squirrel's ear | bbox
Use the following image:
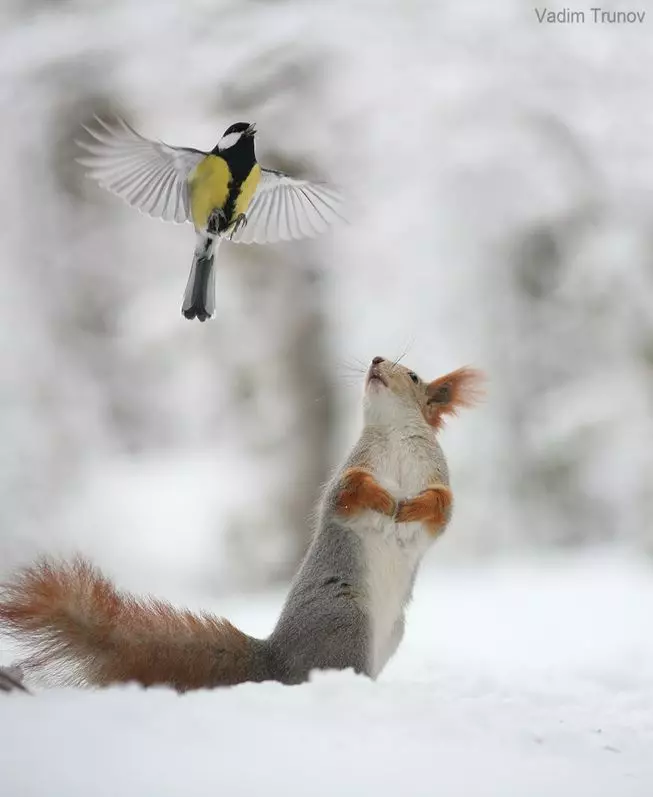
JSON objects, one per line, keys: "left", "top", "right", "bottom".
{"left": 424, "top": 367, "right": 485, "bottom": 429}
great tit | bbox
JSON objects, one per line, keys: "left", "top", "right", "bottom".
{"left": 77, "top": 118, "right": 346, "bottom": 321}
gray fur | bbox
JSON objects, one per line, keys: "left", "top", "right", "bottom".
{"left": 267, "top": 518, "right": 369, "bottom": 683}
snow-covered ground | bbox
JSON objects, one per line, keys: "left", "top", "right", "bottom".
{"left": 2, "top": 553, "right": 652, "bottom": 796}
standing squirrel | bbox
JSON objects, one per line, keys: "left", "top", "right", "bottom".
{"left": 0, "top": 357, "right": 483, "bottom": 691}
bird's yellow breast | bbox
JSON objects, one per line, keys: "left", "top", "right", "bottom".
{"left": 234, "top": 163, "right": 261, "bottom": 217}
{"left": 188, "top": 157, "right": 261, "bottom": 232}
{"left": 188, "top": 155, "right": 231, "bottom": 231}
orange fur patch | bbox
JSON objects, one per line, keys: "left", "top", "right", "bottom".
{"left": 335, "top": 467, "right": 396, "bottom": 517}
{"left": 395, "top": 485, "right": 452, "bottom": 534}
{"left": 424, "top": 367, "right": 486, "bottom": 429}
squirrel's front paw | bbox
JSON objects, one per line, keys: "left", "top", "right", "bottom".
{"left": 335, "top": 468, "right": 396, "bottom": 518}
{"left": 394, "top": 485, "right": 452, "bottom": 533}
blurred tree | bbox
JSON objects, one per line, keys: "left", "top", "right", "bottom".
{"left": 205, "top": 48, "right": 337, "bottom": 586}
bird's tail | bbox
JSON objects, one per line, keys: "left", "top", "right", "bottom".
{"left": 181, "top": 236, "right": 221, "bottom": 322}
{"left": 0, "top": 557, "right": 269, "bottom": 691}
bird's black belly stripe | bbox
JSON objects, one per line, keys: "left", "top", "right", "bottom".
{"left": 210, "top": 133, "right": 257, "bottom": 234}
{"left": 219, "top": 180, "right": 243, "bottom": 232}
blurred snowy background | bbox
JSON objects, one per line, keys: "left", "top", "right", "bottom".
{"left": 1, "top": 0, "right": 652, "bottom": 590}
{"left": 2, "top": 1, "right": 653, "bottom": 794}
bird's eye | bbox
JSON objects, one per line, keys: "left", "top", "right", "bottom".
{"left": 408, "top": 372, "right": 419, "bottom": 384}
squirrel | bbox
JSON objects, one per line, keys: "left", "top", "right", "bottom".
{"left": 0, "top": 356, "right": 483, "bottom": 691}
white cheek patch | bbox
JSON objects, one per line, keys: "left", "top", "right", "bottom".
{"left": 218, "top": 131, "right": 242, "bottom": 151}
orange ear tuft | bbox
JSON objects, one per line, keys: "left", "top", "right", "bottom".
{"left": 424, "top": 367, "right": 485, "bottom": 429}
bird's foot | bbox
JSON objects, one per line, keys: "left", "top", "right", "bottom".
{"left": 206, "top": 208, "right": 228, "bottom": 237}
{"left": 228, "top": 213, "right": 248, "bottom": 239}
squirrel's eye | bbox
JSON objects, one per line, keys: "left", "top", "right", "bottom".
{"left": 408, "top": 372, "right": 419, "bottom": 384}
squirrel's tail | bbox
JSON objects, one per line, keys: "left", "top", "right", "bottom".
{"left": 0, "top": 557, "right": 268, "bottom": 691}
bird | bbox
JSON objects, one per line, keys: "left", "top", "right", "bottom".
{"left": 77, "top": 118, "right": 346, "bottom": 322}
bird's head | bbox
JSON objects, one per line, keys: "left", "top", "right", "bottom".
{"left": 217, "top": 122, "right": 256, "bottom": 152}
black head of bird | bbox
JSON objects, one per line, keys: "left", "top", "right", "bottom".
{"left": 215, "top": 122, "right": 256, "bottom": 153}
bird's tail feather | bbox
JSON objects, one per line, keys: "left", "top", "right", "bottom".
{"left": 182, "top": 237, "right": 221, "bottom": 322}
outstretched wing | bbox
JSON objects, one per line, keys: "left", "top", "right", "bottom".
{"left": 228, "top": 168, "right": 347, "bottom": 244}
{"left": 76, "top": 117, "right": 207, "bottom": 224}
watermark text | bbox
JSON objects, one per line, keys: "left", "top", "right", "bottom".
{"left": 534, "top": 8, "right": 646, "bottom": 24}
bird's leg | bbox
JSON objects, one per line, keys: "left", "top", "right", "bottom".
{"left": 228, "top": 213, "right": 248, "bottom": 239}
{"left": 206, "top": 208, "right": 228, "bottom": 238}
{"left": 0, "top": 665, "right": 29, "bottom": 694}
{"left": 200, "top": 235, "right": 213, "bottom": 257}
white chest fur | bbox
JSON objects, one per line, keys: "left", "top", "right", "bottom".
{"left": 348, "top": 429, "right": 441, "bottom": 676}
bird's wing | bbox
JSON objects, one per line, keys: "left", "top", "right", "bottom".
{"left": 228, "top": 168, "right": 347, "bottom": 244}
{"left": 76, "top": 117, "right": 206, "bottom": 224}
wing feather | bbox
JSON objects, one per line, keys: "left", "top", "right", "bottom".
{"left": 228, "top": 167, "right": 347, "bottom": 244}
{"left": 76, "top": 116, "right": 206, "bottom": 224}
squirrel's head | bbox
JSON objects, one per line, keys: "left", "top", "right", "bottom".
{"left": 363, "top": 356, "right": 485, "bottom": 430}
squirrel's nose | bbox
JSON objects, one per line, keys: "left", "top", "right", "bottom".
{"left": 371, "top": 356, "right": 384, "bottom": 365}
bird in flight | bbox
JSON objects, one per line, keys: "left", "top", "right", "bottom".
{"left": 77, "top": 118, "right": 346, "bottom": 321}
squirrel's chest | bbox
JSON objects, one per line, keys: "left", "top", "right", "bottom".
{"left": 372, "top": 437, "right": 440, "bottom": 496}
{"left": 356, "top": 436, "right": 444, "bottom": 675}
{"left": 359, "top": 515, "right": 427, "bottom": 677}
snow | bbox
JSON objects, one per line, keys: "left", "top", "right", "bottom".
{"left": 2, "top": 553, "right": 652, "bottom": 795}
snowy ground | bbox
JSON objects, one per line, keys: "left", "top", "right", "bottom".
{"left": 1, "top": 552, "right": 652, "bottom": 796}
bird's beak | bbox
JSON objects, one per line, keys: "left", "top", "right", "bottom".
{"left": 246, "top": 123, "right": 257, "bottom": 137}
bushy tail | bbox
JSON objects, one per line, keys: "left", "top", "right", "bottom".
{"left": 181, "top": 236, "right": 220, "bottom": 322}
{"left": 0, "top": 557, "right": 265, "bottom": 691}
